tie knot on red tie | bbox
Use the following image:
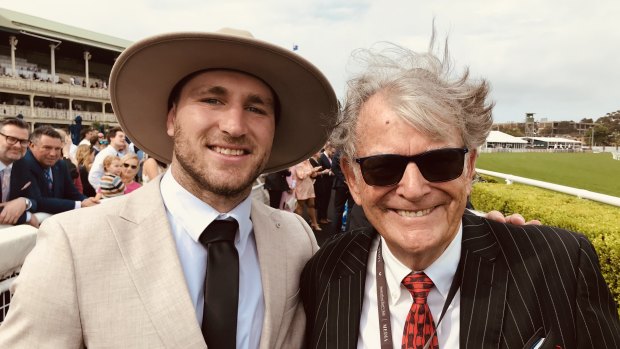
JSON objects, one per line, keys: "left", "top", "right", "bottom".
{"left": 402, "top": 272, "right": 434, "bottom": 304}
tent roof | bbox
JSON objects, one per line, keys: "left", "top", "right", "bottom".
{"left": 486, "top": 130, "right": 528, "bottom": 144}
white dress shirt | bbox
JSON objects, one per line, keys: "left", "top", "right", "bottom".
{"left": 160, "top": 169, "right": 264, "bottom": 349}
{"left": 358, "top": 225, "right": 462, "bottom": 349}
{"left": 0, "top": 161, "right": 31, "bottom": 222}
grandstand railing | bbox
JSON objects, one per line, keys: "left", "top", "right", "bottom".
{"left": 0, "top": 75, "right": 111, "bottom": 100}
{"left": 476, "top": 168, "right": 620, "bottom": 207}
{"left": 0, "top": 104, "right": 117, "bottom": 124}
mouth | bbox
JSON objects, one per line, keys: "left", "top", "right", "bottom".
{"left": 394, "top": 206, "right": 435, "bottom": 218}
{"left": 210, "top": 146, "right": 248, "bottom": 156}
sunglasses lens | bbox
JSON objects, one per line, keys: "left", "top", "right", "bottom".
{"left": 359, "top": 155, "right": 407, "bottom": 186}
{"left": 357, "top": 148, "right": 467, "bottom": 186}
{"left": 417, "top": 148, "right": 466, "bottom": 182}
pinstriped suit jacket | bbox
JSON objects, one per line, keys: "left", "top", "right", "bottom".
{"left": 301, "top": 211, "right": 620, "bottom": 349}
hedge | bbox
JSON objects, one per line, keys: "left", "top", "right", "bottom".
{"left": 471, "top": 181, "right": 620, "bottom": 315}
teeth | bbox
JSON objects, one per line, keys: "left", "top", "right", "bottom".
{"left": 213, "top": 146, "right": 244, "bottom": 156}
{"left": 396, "top": 208, "right": 432, "bottom": 217}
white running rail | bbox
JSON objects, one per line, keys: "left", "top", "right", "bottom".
{"left": 476, "top": 169, "right": 620, "bottom": 207}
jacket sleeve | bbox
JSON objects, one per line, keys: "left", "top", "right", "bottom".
{"left": 0, "top": 218, "right": 84, "bottom": 348}
{"left": 575, "top": 235, "right": 620, "bottom": 347}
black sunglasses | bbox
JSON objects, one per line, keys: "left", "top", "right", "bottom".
{"left": 354, "top": 147, "right": 469, "bottom": 186}
{"left": 123, "top": 163, "right": 138, "bottom": 169}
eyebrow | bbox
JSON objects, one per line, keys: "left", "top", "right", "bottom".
{"left": 192, "top": 85, "right": 274, "bottom": 109}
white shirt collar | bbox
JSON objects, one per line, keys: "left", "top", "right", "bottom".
{"left": 160, "top": 167, "right": 253, "bottom": 249}
{"left": 0, "top": 161, "right": 11, "bottom": 171}
{"left": 382, "top": 222, "right": 462, "bottom": 303}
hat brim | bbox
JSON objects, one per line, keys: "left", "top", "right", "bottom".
{"left": 110, "top": 32, "right": 338, "bottom": 173}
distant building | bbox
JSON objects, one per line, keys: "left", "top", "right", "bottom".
{"left": 522, "top": 136, "right": 582, "bottom": 150}
{"left": 0, "top": 7, "right": 132, "bottom": 129}
{"left": 484, "top": 130, "right": 528, "bottom": 149}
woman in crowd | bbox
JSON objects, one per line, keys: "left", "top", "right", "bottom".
{"left": 142, "top": 154, "right": 167, "bottom": 183}
{"left": 292, "top": 158, "right": 322, "bottom": 231}
{"left": 121, "top": 153, "right": 142, "bottom": 194}
{"left": 75, "top": 144, "right": 97, "bottom": 197}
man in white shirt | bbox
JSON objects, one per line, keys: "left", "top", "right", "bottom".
{"left": 300, "top": 36, "right": 620, "bottom": 348}
{"left": 87, "top": 126, "right": 130, "bottom": 190}
{"left": 0, "top": 28, "right": 338, "bottom": 348}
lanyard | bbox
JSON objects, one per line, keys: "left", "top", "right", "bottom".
{"left": 375, "top": 239, "right": 464, "bottom": 349}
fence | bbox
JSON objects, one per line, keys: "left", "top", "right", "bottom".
{"left": 476, "top": 169, "right": 620, "bottom": 207}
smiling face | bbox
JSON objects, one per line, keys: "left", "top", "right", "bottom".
{"left": 343, "top": 93, "right": 476, "bottom": 270}
{"left": 166, "top": 70, "right": 276, "bottom": 211}
{"left": 0, "top": 124, "right": 29, "bottom": 165}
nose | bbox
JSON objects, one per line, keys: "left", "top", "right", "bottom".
{"left": 395, "top": 162, "right": 432, "bottom": 200}
{"left": 219, "top": 106, "right": 248, "bottom": 138}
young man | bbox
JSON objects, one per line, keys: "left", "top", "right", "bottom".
{"left": 87, "top": 126, "right": 131, "bottom": 190}
{"left": 301, "top": 40, "right": 620, "bottom": 348}
{"left": 0, "top": 28, "right": 338, "bottom": 348}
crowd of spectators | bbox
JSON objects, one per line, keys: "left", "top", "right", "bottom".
{"left": 0, "top": 119, "right": 165, "bottom": 229}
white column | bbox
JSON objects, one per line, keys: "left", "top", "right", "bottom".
{"left": 50, "top": 44, "right": 57, "bottom": 83}
{"left": 9, "top": 36, "right": 18, "bottom": 77}
{"left": 83, "top": 51, "right": 91, "bottom": 87}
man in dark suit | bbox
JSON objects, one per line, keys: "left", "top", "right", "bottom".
{"left": 263, "top": 169, "right": 291, "bottom": 209}
{"left": 23, "top": 126, "right": 99, "bottom": 214}
{"left": 301, "top": 40, "right": 620, "bottom": 348}
{"left": 0, "top": 117, "right": 38, "bottom": 227}
{"left": 313, "top": 145, "right": 334, "bottom": 224}
{"left": 331, "top": 149, "right": 353, "bottom": 231}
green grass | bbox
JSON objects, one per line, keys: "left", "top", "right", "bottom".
{"left": 476, "top": 152, "right": 620, "bottom": 197}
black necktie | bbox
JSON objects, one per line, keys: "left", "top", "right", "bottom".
{"left": 199, "top": 219, "right": 239, "bottom": 349}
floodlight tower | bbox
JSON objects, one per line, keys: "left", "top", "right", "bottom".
{"left": 525, "top": 113, "right": 536, "bottom": 137}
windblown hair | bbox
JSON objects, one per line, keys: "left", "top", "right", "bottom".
{"left": 330, "top": 30, "right": 494, "bottom": 163}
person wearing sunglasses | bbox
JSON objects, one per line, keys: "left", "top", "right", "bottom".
{"left": 120, "top": 153, "right": 141, "bottom": 194}
{"left": 301, "top": 39, "right": 620, "bottom": 348}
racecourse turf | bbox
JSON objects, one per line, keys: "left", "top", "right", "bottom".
{"left": 476, "top": 152, "right": 620, "bottom": 197}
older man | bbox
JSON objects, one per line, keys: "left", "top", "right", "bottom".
{"left": 22, "top": 126, "right": 98, "bottom": 214}
{"left": 301, "top": 41, "right": 620, "bottom": 348}
{"left": 0, "top": 29, "right": 337, "bottom": 348}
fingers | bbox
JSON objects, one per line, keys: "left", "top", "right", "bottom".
{"left": 505, "top": 214, "right": 526, "bottom": 226}
{"left": 484, "top": 210, "right": 507, "bottom": 223}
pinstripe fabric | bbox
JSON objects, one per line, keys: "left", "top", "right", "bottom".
{"left": 301, "top": 211, "right": 620, "bottom": 349}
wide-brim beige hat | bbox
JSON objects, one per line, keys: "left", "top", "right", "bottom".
{"left": 110, "top": 28, "right": 338, "bottom": 173}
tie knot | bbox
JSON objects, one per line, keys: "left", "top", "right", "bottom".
{"left": 199, "top": 219, "right": 238, "bottom": 245}
{"left": 402, "top": 272, "right": 434, "bottom": 304}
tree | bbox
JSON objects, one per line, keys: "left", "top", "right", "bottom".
{"left": 585, "top": 124, "right": 611, "bottom": 146}
{"left": 556, "top": 121, "right": 576, "bottom": 135}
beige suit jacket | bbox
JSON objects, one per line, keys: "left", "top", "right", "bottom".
{"left": 0, "top": 177, "right": 318, "bottom": 348}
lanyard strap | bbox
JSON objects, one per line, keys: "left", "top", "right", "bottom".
{"left": 375, "top": 239, "right": 464, "bottom": 349}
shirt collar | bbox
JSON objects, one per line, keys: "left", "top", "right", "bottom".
{"left": 382, "top": 222, "right": 462, "bottom": 303}
{"left": 160, "top": 167, "right": 253, "bottom": 248}
{"left": 0, "top": 161, "right": 10, "bottom": 171}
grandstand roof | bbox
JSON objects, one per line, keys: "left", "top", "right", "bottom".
{"left": 523, "top": 136, "right": 582, "bottom": 144}
{"left": 0, "top": 8, "right": 131, "bottom": 52}
{"left": 486, "top": 130, "right": 528, "bottom": 144}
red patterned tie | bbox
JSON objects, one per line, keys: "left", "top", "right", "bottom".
{"left": 401, "top": 272, "right": 439, "bottom": 349}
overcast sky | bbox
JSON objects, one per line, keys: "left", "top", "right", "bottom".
{"left": 2, "top": 0, "right": 618, "bottom": 123}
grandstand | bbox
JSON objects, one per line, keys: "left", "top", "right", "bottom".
{"left": 0, "top": 7, "right": 131, "bottom": 130}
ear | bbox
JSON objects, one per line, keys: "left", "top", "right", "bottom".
{"left": 464, "top": 148, "right": 478, "bottom": 195}
{"left": 341, "top": 156, "right": 363, "bottom": 206}
{"left": 166, "top": 106, "right": 176, "bottom": 137}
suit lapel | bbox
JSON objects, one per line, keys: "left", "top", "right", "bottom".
{"left": 108, "top": 178, "right": 205, "bottom": 348}
{"left": 251, "top": 201, "right": 288, "bottom": 349}
{"left": 325, "top": 229, "right": 375, "bottom": 349}
{"left": 460, "top": 212, "right": 508, "bottom": 349}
